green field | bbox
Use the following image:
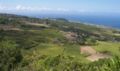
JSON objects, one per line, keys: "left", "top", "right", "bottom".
{"left": 93, "top": 41, "right": 120, "bottom": 56}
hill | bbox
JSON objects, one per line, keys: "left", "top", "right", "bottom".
{"left": 0, "top": 13, "right": 120, "bottom": 71}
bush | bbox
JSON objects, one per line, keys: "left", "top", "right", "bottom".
{"left": 0, "top": 38, "right": 22, "bottom": 71}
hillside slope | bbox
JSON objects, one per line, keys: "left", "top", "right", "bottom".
{"left": 0, "top": 13, "right": 120, "bottom": 71}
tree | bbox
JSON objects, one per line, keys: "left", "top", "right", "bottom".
{"left": 85, "top": 37, "right": 97, "bottom": 45}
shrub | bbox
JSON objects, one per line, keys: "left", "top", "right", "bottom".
{"left": 0, "top": 38, "right": 22, "bottom": 71}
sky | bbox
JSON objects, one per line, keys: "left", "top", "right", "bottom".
{"left": 0, "top": 0, "right": 120, "bottom": 14}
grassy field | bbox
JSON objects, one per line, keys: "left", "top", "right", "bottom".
{"left": 22, "top": 43, "right": 89, "bottom": 66}
{"left": 93, "top": 41, "right": 120, "bottom": 56}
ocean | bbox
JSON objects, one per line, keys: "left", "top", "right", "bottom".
{"left": 29, "top": 13, "right": 120, "bottom": 29}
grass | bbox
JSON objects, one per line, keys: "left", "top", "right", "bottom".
{"left": 63, "top": 44, "right": 89, "bottom": 63}
{"left": 24, "top": 22, "right": 49, "bottom": 27}
{"left": 64, "top": 44, "right": 80, "bottom": 55}
{"left": 114, "top": 33, "right": 120, "bottom": 36}
{"left": 36, "top": 43, "right": 64, "bottom": 56}
{"left": 93, "top": 41, "right": 120, "bottom": 56}
{"left": 22, "top": 43, "right": 89, "bottom": 65}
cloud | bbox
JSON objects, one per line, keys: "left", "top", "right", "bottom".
{"left": 15, "top": 5, "right": 70, "bottom": 12}
{"left": 0, "top": 4, "right": 70, "bottom": 12}
{"left": 16, "top": 5, "right": 40, "bottom": 11}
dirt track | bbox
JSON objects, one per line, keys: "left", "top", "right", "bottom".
{"left": 80, "top": 46, "right": 110, "bottom": 61}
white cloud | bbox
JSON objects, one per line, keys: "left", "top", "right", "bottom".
{"left": 16, "top": 5, "right": 25, "bottom": 10}
{"left": 15, "top": 5, "right": 70, "bottom": 12}
{"left": 0, "top": 4, "right": 71, "bottom": 12}
{"left": 15, "top": 5, "right": 37, "bottom": 11}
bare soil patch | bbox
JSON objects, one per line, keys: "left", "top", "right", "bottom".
{"left": 80, "top": 46, "right": 111, "bottom": 61}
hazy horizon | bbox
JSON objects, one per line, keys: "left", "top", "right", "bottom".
{"left": 0, "top": 0, "right": 120, "bottom": 14}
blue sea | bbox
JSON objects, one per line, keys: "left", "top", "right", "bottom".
{"left": 67, "top": 14, "right": 120, "bottom": 29}
{"left": 27, "top": 13, "right": 120, "bottom": 29}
